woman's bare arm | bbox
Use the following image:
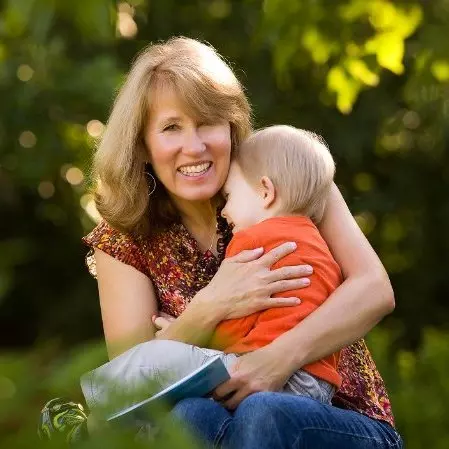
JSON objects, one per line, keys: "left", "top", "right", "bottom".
{"left": 95, "top": 249, "right": 159, "bottom": 359}
{"left": 266, "top": 183, "right": 395, "bottom": 371}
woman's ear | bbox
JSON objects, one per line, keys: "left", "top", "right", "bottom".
{"left": 260, "top": 176, "right": 276, "bottom": 209}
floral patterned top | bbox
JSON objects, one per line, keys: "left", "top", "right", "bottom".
{"left": 83, "top": 216, "right": 395, "bottom": 428}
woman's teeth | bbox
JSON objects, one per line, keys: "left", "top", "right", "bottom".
{"left": 178, "top": 162, "right": 212, "bottom": 176}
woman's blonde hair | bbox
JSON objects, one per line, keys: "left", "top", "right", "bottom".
{"left": 92, "top": 37, "right": 252, "bottom": 235}
{"left": 234, "top": 125, "right": 335, "bottom": 223}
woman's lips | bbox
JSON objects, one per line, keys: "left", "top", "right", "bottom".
{"left": 177, "top": 161, "right": 212, "bottom": 177}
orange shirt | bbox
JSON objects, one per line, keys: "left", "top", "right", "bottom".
{"left": 210, "top": 216, "right": 343, "bottom": 388}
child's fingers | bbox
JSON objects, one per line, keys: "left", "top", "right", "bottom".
{"left": 152, "top": 316, "right": 171, "bottom": 330}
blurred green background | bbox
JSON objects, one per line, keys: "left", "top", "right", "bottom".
{"left": 1, "top": 0, "right": 449, "bottom": 447}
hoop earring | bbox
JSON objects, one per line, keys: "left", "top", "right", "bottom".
{"left": 147, "top": 173, "right": 156, "bottom": 196}
{"left": 144, "top": 166, "right": 157, "bottom": 196}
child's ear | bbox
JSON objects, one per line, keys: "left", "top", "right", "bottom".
{"left": 260, "top": 176, "right": 276, "bottom": 209}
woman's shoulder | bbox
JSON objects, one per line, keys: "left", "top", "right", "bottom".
{"left": 82, "top": 220, "right": 179, "bottom": 279}
{"left": 83, "top": 220, "right": 148, "bottom": 255}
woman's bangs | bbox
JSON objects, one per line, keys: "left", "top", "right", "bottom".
{"left": 150, "top": 69, "right": 234, "bottom": 124}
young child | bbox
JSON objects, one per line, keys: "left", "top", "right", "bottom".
{"left": 210, "top": 124, "right": 342, "bottom": 400}
{"left": 81, "top": 125, "right": 342, "bottom": 415}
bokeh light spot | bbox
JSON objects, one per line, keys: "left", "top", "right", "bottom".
{"left": 19, "top": 131, "right": 37, "bottom": 148}
{"left": 65, "top": 167, "right": 84, "bottom": 186}
{"left": 117, "top": 11, "right": 138, "bottom": 38}
{"left": 86, "top": 120, "right": 105, "bottom": 138}
{"left": 403, "top": 111, "right": 420, "bottom": 129}
{"left": 17, "top": 64, "right": 34, "bottom": 82}
{"left": 354, "top": 212, "right": 377, "bottom": 235}
{"left": 38, "top": 181, "right": 55, "bottom": 199}
{"left": 353, "top": 173, "right": 375, "bottom": 192}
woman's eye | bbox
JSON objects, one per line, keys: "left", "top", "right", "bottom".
{"left": 163, "top": 124, "right": 178, "bottom": 132}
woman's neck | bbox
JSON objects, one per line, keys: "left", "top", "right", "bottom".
{"left": 170, "top": 195, "right": 219, "bottom": 254}
{"left": 172, "top": 195, "right": 215, "bottom": 225}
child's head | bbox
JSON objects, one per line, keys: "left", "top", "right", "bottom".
{"left": 221, "top": 125, "right": 335, "bottom": 233}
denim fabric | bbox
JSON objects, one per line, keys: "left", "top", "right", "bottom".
{"left": 172, "top": 392, "right": 403, "bottom": 449}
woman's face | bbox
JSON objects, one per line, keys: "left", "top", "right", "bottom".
{"left": 144, "top": 88, "right": 232, "bottom": 204}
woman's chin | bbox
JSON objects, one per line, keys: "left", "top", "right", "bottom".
{"left": 173, "top": 184, "right": 222, "bottom": 202}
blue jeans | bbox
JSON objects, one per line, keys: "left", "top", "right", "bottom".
{"left": 172, "top": 392, "right": 403, "bottom": 449}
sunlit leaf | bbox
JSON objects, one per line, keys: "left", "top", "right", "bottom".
{"left": 327, "top": 66, "right": 361, "bottom": 113}
{"left": 366, "top": 32, "right": 405, "bottom": 74}
{"left": 346, "top": 58, "right": 380, "bottom": 86}
{"left": 302, "top": 27, "right": 334, "bottom": 64}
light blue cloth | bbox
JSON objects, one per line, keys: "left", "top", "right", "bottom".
{"left": 81, "top": 339, "right": 334, "bottom": 415}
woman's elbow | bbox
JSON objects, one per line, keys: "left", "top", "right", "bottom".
{"left": 372, "top": 271, "right": 396, "bottom": 317}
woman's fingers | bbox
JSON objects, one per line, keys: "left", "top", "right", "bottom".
{"left": 267, "top": 278, "right": 310, "bottom": 296}
{"left": 222, "top": 389, "right": 251, "bottom": 410}
{"left": 228, "top": 247, "right": 264, "bottom": 263}
{"left": 267, "top": 264, "right": 313, "bottom": 282}
{"left": 203, "top": 241, "right": 313, "bottom": 320}
{"left": 263, "top": 296, "right": 301, "bottom": 308}
{"left": 257, "top": 242, "right": 297, "bottom": 266}
{"left": 212, "top": 380, "right": 236, "bottom": 401}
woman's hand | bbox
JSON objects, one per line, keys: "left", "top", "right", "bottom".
{"left": 212, "top": 344, "right": 296, "bottom": 410}
{"left": 147, "top": 243, "right": 312, "bottom": 347}
{"left": 198, "top": 242, "right": 313, "bottom": 321}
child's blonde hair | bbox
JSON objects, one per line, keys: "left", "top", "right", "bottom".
{"left": 233, "top": 125, "right": 335, "bottom": 223}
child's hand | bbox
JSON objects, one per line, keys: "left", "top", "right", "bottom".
{"left": 152, "top": 312, "right": 175, "bottom": 338}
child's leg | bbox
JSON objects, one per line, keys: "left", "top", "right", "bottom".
{"left": 283, "top": 370, "right": 336, "bottom": 404}
{"left": 81, "top": 339, "right": 237, "bottom": 411}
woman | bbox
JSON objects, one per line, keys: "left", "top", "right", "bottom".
{"left": 40, "top": 37, "right": 402, "bottom": 448}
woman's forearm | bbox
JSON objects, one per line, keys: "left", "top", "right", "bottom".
{"left": 155, "top": 290, "right": 224, "bottom": 346}
{"left": 267, "top": 271, "right": 395, "bottom": 372}
{"left": 267, "top": 183, "right": 395, "bottom": 371}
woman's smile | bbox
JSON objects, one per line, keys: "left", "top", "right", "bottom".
{"left": 177, "top": 161, "right": 213, "bottom": 177}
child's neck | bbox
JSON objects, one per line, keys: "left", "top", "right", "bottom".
{"left": 249, "top": 207, "right": 302, "bottom": 227}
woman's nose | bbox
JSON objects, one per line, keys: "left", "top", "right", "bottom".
{"left": 183, "top": 130, "right": 206, "bottom": 155}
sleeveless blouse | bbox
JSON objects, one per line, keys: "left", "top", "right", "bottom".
{"left": 83, "top": 218, "right": 395, "bottom": 427}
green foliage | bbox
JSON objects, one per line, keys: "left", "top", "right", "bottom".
{"left": 367, "top": 328, "right": 449, "bottom": 448}
{"left": 262, "top": 0, "right": 423, "bottom": 112}
{"left": 0, "top": 0, "right": 448, "bottom": 445}
{"left": 0, "top": 341, "right": 205, "bottom": 448}
{"left": 0, "top": 328, "right": 447, "bottom": 446}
